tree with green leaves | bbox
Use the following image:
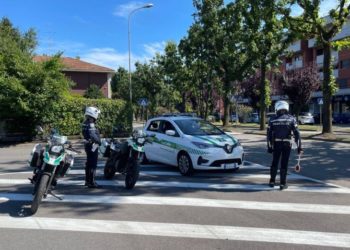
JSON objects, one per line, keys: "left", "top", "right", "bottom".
{"left": 83, "top": 84, "right": 105, "bottom": 99}
{"left": 180, "top": 0, "right": 256, "bottom": 125}
{"left": 111, "top": 67, "right": 129, "bottom": 99}
{"left": 242, "top": 0, "right": 292, "bottom": 130}
{"left": 0, "top": 18, "right": 71, "bottom": 135}
{"left": 179, "top": 18, "right": 219, "bottom": 119}
{"left": 285, "top": 0, "right": 350, "bottom": 134}
{"left": 157, "top": 41, "right": 189, "bottom": 112}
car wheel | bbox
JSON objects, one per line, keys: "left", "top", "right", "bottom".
{"left": 178, "top": 152, "right": 194, "bottom": 176}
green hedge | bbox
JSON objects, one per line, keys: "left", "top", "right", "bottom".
{"left": 45, "top": 96, "right": 130, "bottom": 137}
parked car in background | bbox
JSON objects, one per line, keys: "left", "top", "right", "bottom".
{"left": 333, "top": 113, "right": 350, "bottom": 124}
{"left": 248, "top": 113, "right": 259, "bottom": 123}
{"left": 266, "top": 112, "right": 276, "bottom": 123}
{"left": 143, "top": 114, "right": 244, "bottom": 176}
{"left": 230, "top": 113, "right": 239, "bottom": 123}
{"left": 298, "top": 112, "right": 315, "bottom": 125}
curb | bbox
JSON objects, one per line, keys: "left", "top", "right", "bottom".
{"left": 242, "top": 130, "right": 350, "bottom": 144}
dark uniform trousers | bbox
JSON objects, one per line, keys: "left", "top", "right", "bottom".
{"left": 85, "top": 143, "right": 98, "bottom": 184}
{"left": 270, "top": 141, "right": 291, "bottom": 185}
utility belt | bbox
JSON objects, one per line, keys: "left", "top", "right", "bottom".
{"left": 274, "top": 138, "right": 292, "bottom": 142}
{"left": 84, "top": 139, "right": 93, "bottom": 145}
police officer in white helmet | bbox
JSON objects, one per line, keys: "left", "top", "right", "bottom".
{"left": 267, "top": 101, "right": 302, "bottom": 190}
{"left": 82, "top": 106, "right": 101, "bottom": 188}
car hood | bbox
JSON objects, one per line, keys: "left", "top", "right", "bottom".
{"left": 187, "top": 133, "right": 238, "bottom": 146}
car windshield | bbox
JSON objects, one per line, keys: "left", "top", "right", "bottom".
{"left": 301, "top": 112, "right": 312, "bottom": 116}
{"left": 174, "top": 119, "right": 224, "bottom": 136}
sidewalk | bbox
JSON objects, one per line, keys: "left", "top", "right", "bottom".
{"left": 220, "top": 123, "right": 350, "bottom": 143}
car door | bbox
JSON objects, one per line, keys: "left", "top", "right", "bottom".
{"left": 144, "top": 120, "right": 163, "bottom": 163}
{"left": 156, "top": 120, "right": 181, "bottom": 166}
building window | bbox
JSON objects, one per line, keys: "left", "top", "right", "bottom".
{"left": 340, "top": 59, "right": 350, "bottom": 69}
{"left": 337, "top": 78, "right": 348, "bottom": 89}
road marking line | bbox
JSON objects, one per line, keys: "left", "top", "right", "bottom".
{"left": 1, "top": 193, "right": 350, "bottom": 215}
{"left": 244, "top": 161, "right": 350, "bottom": 190}
{"left": 1, "top": 179, "right": 349, "bottom": 194}
{"left": 0, "top": 215, "right": 349, "bottom": 248}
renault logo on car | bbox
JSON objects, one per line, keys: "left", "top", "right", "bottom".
{"left": 225, "top": 144, "right": 233, "bottom": 153}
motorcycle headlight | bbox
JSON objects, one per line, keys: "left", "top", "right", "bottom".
{"left": 137, "top": 137, "right": 146, "bottom": 144}
{"left": 191, "top": 141, "right": 215, "bottom": 149}
{"left": 51, "top": 145, "right": 63, "bottom": 153}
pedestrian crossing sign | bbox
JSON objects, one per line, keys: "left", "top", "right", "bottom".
{"left": 138, "top": 98, "right": 148, "bottom": 106}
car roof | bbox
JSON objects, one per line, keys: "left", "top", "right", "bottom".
{"left": 148, "top": 115, "right": 201, "bottom": 122}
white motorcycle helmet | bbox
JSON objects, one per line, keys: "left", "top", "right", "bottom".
{"left": 85, "top": 106, "right": 101, "bottom": 120}
{"left": 275, "top": 100, "right": 289, "bottom": 113}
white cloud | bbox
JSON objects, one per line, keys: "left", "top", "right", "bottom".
{"left": 81, "top": 41, "right": 166, "bottom": 70}
{"left": 113, "top": 1, "right": 145, "bottom": 18}
{"left": 143, "top": 41, "right": 166, "bottom": 56}
{"left": 35, "top": 37, "right": 167, "bottom": 70}
{"left": 36, "top": 39, "right": 86, "bottom": 55}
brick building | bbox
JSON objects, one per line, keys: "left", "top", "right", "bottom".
{"left": 270, "top": 16, "right": 350, "bottom": 116}
{"left": 33, "top": 56, "right": 114, "bottom": 98}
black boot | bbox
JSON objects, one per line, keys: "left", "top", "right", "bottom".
{"left": 88, "top": 169, "right": 101, "bottom": 188}
{"left": 280, "top": 184, "right": 288, "bottom": 190}
{"left": 269, "top": 179, "right": 275, "bottom": 188}
{"left": 84, "top": 164, "right": 90, "bottom": 186}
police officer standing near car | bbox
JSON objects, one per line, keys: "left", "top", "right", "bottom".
{"left": 267, "top": 101, "right": 302, "bottom": 190}
{"left": 82, "top": 106, "right": 101, "bottom": 188}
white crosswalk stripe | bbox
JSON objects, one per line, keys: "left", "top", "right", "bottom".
{"left": 1, "top": 193, "right": 350, "bottom": 214}
{"left": 0, "top": 215, "right": 349, "bottom": 248}
{"left": 1, "top": 159, "right": 350, "bottom": 249}
{"left": 1, "top": 178, "right": 350, "bottom": 193}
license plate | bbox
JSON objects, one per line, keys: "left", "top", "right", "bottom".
{"left": 224, "top": 163, "right": 237, "bottom": 169}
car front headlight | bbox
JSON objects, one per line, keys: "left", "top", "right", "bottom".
{"left": 51, "top": 145, "right": 63, "bottom": 153}
{"left": 191, "top": 141, "right": 215, "bottom": 149}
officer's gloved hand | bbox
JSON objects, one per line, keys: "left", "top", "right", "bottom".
{"left": 297, "top": 147, "right": 303, "bottom": 154}
{"left": 267, "top": 147, "right": 273, "bottom": 154}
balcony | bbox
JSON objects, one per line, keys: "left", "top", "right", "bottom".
{"left": 285, "top": 60, "right": 303, "bottom": 70}
{"left": 316, "top": 51, "right": 339, "bottom": 66}
{"left": 287, "top": 41, "right": 301, "bottom": 52}
{"left": 318, "top": 69, "right": 339, "bottom": 80}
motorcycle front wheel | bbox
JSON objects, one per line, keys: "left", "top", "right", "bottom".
{"left": 31, "top": 174, "right": 49, "bottom": 214}
{"left": 104, "top": 159, "right": 117, "bottom": 180}
{"left": 125, "top": 159, "right": 140, "bottom": 190}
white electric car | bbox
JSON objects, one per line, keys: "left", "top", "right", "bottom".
{"left": 143, "top": 114, "right": 244, "bottom": 176}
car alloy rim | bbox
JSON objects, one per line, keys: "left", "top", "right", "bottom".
{"left": 179, "top": 155, "right": 189, "bottom": 173}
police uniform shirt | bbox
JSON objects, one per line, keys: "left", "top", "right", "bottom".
{"left": 82, "top": 120, "right": 101, "bottom": 145}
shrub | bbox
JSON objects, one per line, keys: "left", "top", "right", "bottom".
{"left": 44, "top": 96, "right": 129, "bottom": 137}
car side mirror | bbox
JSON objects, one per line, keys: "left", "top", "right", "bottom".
{"left": 165, "top": 130, "right": 176, "bottom": 136}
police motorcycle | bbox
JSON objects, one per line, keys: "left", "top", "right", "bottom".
{"left": 28, "top": 127, "right": 80, "bottom": 214}
{"left": 100, "top": 126, "right": 152, "bottom": 190}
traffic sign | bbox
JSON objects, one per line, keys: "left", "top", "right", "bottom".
{"left": 318, "top": 98, "right": 323, "bottom": 105}
{"left": 138, "top": 98, "right": 148, "bottom": 106}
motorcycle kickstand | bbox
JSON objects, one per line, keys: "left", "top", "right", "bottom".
{"left": 48, "top": 190, "right": 63, "bottom": 201}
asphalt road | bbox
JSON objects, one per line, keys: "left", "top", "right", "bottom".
{"left": 0, "top": 134, "right": 349, "bottom": 250}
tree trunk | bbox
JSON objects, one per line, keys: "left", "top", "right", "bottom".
{"left": 223, "top": 93, "right": 230, "bottom": 127}
{"left": 259, "top": 62, "right": 267, "bottom": 130}
{"left": 180, "top": 92, "right": 186, "bottom": 113}
{"left": 322, "top": 43, "right": 333, "bottom": 134}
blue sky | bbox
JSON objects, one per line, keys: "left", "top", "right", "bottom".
{"left": 1, "top": 0, "right": 336, "bottom": 70}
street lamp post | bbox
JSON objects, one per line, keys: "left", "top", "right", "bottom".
{"left": 128, "top": 3, "right": 153, "bottom": 130}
